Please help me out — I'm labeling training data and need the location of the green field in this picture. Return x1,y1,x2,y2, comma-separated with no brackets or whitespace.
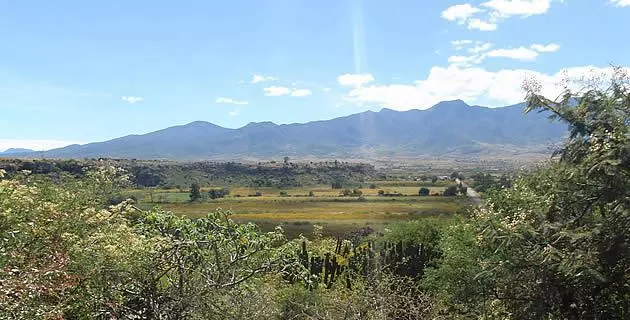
131,182,470,238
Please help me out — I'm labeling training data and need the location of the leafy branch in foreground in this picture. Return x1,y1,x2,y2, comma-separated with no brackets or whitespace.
427,67,630,319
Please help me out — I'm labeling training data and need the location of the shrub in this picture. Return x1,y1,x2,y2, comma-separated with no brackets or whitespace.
418,187,430,196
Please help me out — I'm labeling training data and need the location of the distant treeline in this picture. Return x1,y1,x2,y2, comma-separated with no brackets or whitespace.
0,158,377,189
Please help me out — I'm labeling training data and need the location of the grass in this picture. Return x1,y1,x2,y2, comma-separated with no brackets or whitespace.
160,196,461,218
129,182,468,238
129,184,450,203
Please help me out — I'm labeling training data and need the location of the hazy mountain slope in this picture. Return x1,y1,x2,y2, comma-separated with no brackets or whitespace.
0,148,34,155
24,100,567,159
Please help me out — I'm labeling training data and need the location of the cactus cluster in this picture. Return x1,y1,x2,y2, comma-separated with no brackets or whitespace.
297,237,428,290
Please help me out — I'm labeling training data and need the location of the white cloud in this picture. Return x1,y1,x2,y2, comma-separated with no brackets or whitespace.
442,0,560,31
337,73,375,87
0,139,84,152
263,86,291,96
468,42,494,53
531,43,561,52
121,96,144,103
323,87,331,92
451,40,474,50
291,88,312,97
611,0,630,7
451,40,474,46
228,109,241,116
263,86,312,97
251,74,278,84
342,65,626,111
441,4,483,23
448,54,485,66
482,0,552,18
467,18,498,31
447,42,556,66
215,97,249,105
486,47,540,61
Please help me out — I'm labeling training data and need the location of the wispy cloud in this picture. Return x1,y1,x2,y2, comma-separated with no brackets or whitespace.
531,43,561,52
263,86,312,97
291,88,312,97
215,97,249,105
263,86,291,96
486,47,540,61
252,74,278,84
467,18,497,31
121,96,144,103
228,109,241,116
451,40,474,50
611,0,630,7
447,42,559,66
441,4,482,23
441,0,561,31
337,73,375,87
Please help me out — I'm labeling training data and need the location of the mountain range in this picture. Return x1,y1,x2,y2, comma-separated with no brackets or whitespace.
5,100,567,160
0,148,34,155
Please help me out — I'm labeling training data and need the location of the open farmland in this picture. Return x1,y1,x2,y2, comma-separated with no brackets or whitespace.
131,181,470,238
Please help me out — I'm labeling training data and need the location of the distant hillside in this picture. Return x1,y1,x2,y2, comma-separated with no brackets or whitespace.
0,148,34,155
15,100,567,160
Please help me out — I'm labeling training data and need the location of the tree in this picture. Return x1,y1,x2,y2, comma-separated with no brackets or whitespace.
208,187,230,199
283,156,290,165
442,185,458,196
428,69,630,318
431,176,438,183
0,167,293,319
418,187,430,196
189,182,201,201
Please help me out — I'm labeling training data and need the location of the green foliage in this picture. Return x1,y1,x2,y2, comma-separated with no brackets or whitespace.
418,187,430,196
189,182,201,201
427,69,630,318
331,181,343,189
0,167,295,319
470,173,512,193
442,185,458,196
208,187,230,199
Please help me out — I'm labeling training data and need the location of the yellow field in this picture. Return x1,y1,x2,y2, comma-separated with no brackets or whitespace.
130,185,448,203
130,182,466,237
161,196,463,219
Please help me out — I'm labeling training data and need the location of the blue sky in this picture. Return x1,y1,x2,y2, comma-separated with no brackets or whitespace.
1,0,629,151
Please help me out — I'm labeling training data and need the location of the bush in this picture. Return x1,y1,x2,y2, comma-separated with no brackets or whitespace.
418,187,430,196
208,187,230,199
442,185,458,196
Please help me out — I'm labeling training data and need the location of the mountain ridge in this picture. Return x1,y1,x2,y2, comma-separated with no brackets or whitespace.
5,100,567,160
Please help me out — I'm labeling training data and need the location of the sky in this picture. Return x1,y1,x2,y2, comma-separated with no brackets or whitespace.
1,0,629,151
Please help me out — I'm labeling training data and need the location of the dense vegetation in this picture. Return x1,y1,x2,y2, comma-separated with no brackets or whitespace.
0,159,377,189
1,73,628,319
